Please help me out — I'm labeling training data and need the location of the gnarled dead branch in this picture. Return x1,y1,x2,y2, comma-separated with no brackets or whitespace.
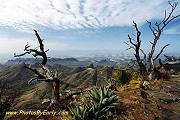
14,30,48,65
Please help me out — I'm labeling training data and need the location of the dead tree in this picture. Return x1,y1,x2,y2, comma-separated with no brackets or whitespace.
14,30,60,104
125,21,147,75
125,1,180,79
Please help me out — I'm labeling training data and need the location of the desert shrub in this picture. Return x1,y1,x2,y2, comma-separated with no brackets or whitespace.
112,69,139,85
155,68,171,80
69,87,118,120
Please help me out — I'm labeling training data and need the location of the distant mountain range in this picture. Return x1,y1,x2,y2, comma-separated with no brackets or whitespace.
6,57,119,67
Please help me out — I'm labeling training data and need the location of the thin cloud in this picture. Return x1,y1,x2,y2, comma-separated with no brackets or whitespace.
0,37,70,54
0,0,179,31
164,25,180,35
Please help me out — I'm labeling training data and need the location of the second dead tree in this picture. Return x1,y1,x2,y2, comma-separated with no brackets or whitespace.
125,1,180,80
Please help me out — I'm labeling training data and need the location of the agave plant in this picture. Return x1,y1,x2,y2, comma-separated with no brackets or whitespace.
69,104,90,120
69,87,118,120
89,87,118,120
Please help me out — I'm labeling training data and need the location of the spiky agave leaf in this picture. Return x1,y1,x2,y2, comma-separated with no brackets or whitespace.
69,104,91,120
89,87,118,119
70,87,118,120
69,106,82,120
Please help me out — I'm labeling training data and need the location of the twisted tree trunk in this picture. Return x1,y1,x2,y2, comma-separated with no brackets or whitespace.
15,30,60,105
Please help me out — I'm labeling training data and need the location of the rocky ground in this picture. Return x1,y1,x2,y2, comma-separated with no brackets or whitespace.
5,76,180,120
116,76,180,120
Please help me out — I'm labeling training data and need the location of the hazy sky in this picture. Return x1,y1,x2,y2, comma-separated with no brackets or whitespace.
0,0,180,61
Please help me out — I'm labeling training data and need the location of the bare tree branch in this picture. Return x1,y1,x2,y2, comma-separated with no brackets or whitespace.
147,1,179,71
159,2,179,30
124,41,136,50
153,44,170,61
14,30,48,65
128,35,136,47
28,77,38,84
147,21,156,36
34,30,44,51
140,48,147,67
24,65,46,79
127,59,136,68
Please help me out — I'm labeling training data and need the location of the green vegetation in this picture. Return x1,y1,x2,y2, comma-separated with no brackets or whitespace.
69,104,90,120
112,69,139,85
70,87,118,120
89,87,118,119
